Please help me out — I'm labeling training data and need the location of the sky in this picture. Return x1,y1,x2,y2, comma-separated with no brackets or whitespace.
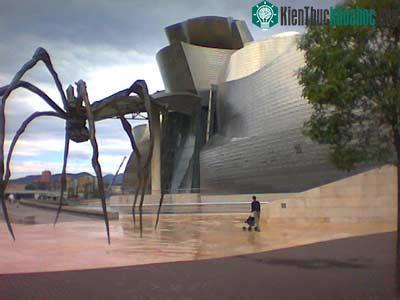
0,0,339,178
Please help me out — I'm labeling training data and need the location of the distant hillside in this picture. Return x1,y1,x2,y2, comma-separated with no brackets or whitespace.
10,172,124,185
103,173,124,185
50,172,93,182
10,175,40,185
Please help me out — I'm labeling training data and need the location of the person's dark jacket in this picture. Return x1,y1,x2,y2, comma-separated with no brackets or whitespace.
251,200,261,212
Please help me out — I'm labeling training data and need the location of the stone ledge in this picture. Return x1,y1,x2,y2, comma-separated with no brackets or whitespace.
20,200,119,220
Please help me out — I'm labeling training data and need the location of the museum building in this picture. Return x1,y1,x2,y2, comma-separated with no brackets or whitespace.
122,16,381,195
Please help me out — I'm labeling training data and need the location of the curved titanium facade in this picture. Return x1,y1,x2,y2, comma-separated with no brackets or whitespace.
165,16,253,50
200,34,373,194
123,124,151,193
224,34,300,82
157,43,235,94
126,16,373,195
151,16,254,193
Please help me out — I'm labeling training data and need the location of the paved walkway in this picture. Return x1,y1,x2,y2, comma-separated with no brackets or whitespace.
1,202,100,224
0,232,398,300
0,210,394,274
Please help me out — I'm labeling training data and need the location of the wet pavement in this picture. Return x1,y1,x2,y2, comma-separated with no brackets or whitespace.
1,202,99,224
0,232,398,300
0,205,395,274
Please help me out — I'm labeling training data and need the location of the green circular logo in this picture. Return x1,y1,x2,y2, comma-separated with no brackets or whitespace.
252,1,279,30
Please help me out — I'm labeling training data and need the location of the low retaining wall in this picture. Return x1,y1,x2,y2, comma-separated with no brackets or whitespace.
264,165,396,224
20,200,119,220
108,193,273,214
106,165,397,223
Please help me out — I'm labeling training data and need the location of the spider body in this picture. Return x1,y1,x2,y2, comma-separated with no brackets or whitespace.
65,85,89,143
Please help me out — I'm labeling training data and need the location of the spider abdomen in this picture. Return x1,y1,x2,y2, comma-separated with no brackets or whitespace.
67,117,89,143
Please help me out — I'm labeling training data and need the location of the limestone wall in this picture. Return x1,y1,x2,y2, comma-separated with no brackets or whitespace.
264,165,396,224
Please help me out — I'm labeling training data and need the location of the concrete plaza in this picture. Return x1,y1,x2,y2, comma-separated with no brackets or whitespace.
0,229,398,299
0,204,394,274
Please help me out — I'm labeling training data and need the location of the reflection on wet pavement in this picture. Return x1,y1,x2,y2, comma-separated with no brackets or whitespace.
0,211,395,274
0,202,99,224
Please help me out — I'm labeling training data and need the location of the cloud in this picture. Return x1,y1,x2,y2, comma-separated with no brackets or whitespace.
0,0,341,179
8,136,131,178
0,40,163,93
5,117,139,178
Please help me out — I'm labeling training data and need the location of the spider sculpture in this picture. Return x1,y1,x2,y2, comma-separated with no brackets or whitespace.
0,47,169,243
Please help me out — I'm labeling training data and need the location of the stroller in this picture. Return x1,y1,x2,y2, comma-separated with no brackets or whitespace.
243,214,255,231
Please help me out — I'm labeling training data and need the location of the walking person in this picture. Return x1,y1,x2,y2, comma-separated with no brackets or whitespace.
251,195,261,231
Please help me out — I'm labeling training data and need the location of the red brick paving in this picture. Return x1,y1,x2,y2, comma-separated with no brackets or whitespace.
0,232,398,300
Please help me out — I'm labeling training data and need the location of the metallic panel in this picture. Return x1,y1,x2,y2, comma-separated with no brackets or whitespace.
156,42,235,93
182,43,235,92
123,124,151,193
140,18,380,195
224,34,300,82
200,34,376,194
156,44,196,93
165,16,253,50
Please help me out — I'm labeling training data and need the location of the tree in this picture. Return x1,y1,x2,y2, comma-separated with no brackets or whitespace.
298,0,400,253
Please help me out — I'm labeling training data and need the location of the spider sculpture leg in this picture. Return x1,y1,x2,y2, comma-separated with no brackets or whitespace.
0,80,66,185
5,111,64,185
53,132,70,226
98,80,162,234
138,170,149,237
131,81,156,235
0,77,66,239
154,108,167,230
106,156,126,199
1,48,67,107
155,192,164,230
119,116,143,226
0,82,66,116
99,83,152,229
1,47,67,198
2,111,64,239
0,182,14,239
0,49,68,171
132,174,142,226
0,48,68,239
77,80,110,244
